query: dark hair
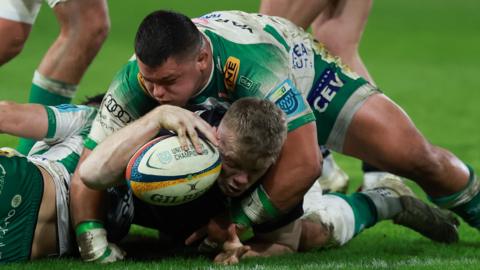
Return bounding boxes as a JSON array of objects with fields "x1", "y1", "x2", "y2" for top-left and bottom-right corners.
[
  {"x1": 134, "y1": 10, "x2": 202, "y2": 67},
  {"x1": 81, "y1": 93, "x2": 105, "y2": 107}
]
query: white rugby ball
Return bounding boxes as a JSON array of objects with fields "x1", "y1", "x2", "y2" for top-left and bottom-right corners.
[{"x1": 125, "y1": 135, "x2": 221, "y2": 206}]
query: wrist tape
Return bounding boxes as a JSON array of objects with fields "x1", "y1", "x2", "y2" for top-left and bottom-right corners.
[
  {"x1": 75, "y1": 220, "x2": 110, "y2": 262},
  {"x1": 231, "y1": 185, "x2": 280, "y2": 227}
]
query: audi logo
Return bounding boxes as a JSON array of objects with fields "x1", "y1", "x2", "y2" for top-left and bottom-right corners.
[{"x1": 103, "y1": 94, "x2": 133, "y2": 124}]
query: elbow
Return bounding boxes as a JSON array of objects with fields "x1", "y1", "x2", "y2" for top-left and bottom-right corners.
[
  {"x1": 79, "y1": 160, "x2": 106, "y2": 190},
  {"x1": 79, "y1": 156, "x2": 122, "y2": 190},
  {"x1": 306, "y1": 157, "x2": 322, "y2": 181},
  {"x1": 86, "y1": 15, "x2": 110, "y2": 51},
  {"x1": 300, "y1": 149, "x2": 322, "y2": 182},
  {"x1": 69, "y1": 10, "x2": 110, "y2": 53}
]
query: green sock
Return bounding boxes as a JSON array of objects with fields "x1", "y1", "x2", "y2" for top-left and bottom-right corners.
[
  {"x1": 331, "y1": 192, "x2": 378, "y2": 235},
  {"x1": 17, "y1": 71, "x2": 77, "y2": 154},
  {"x1": 28, "y1": 83, "x2": 71, "y2": 105},
  {"x1": 430, "y1": 165, "x2": 480, "y2": 228}
]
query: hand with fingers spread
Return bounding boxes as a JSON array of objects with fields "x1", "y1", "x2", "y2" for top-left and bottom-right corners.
[
  {"x1": 213, "y1": 224, "x2": 251, "y2": 265},
  {"x1": 153, "y1": 105, "x2": 218, "y2": 153}
]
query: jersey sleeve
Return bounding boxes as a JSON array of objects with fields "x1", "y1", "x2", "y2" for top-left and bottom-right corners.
[
  {"x1": 84, "y1": 59, "x2": 158, "y2": 150},
  {"x1": 43, "y1": 104, "x2": 97, "y2": 144}
]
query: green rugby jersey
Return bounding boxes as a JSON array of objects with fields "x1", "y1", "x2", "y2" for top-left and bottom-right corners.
[{"x1": 86, "y1": 10, "x2": 370, "y2": 149}]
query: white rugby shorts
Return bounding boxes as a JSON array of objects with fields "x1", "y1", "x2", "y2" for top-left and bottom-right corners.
[{"x1": 0, "y1": 0, "x2": 68, "y2": 24}]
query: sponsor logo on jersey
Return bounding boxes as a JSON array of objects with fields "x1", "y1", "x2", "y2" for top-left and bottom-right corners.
[
  {"x1": 103, "y1": 94, "x2": 133, "y2": 124},
  {"x1": 214, "y1": 18, "x2": 253, "y2": 33},
  {"x1": 0, "y1": 203, "x2": 17, "y2": 250},
  {"x1": 201, "y1": 13, "x2": 222, "y2": 19},
  {"x1": 267, "y1": 79, "x2": 308, "y2": 119},
  {"x1": 291, "y1": 43, "x2": 312, "y2": 70},
  {"x1": 224, "y1": 57, "x2": 240, "y2": 92},
  {"x1": 307, "y1": 68, "x2": 344, "y2": 113},
  {"x1": 56, "y1": 104, "x2": 87, "y2": 112},
  {"x1": 238, "y1": 76, "x2": 260, "y2": 95},
  {"x1": 11, "y1": 195, "x2": 21, "y2": 208}
]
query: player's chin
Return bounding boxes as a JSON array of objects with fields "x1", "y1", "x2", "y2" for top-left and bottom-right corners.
[
  {"x1": 160, "y1": 99, "x2": 188, "y2": 107},
  {"x1": 218, "y1": 181, "x2": 242, "y2": 197}
]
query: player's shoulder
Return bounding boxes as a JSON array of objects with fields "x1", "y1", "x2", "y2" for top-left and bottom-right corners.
[
  {"x1": 113, "y1": 56, "x2": 140, "y2": 86},
  {"x1": 104, "y1": 56, "x2": 157, "y2": 117},
  {"x1": 194, "y1": 11, "x2": 274, "y2": 45}
]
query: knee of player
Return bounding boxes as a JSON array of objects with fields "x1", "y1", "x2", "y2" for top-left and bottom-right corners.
[
  {"x1": 309, "y1": 155, "x2": 323, "y2": 180},
  {"x1": 0, "y1": 38, "x2": 27, "y2": 65},
  {"x1": 82, "y1": 16, "x2": 110, "y2": 48},
  {"x1": 90, "y1": 15, "x2": 110, "y2": 44},
  {"x1": 62, "y1": 14, "x2": 110, "y2": 49}
]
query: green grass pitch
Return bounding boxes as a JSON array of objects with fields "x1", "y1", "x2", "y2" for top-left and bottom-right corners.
[{"x1": 1, "y1": 0, "x2": 480, "y2": 269}]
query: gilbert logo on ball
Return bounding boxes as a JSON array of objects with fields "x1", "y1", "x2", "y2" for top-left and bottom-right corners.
[{"x1": 125, "y1": 135, "x2": 221, "y2": 206}]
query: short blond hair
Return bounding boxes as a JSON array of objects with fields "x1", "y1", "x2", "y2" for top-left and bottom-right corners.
[{"x1": 221, "y1": 98, "x2": 287, "y2": 164}]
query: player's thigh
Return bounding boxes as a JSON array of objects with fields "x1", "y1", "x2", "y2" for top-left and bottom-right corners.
[
  {"x1": 342, "y1": 94, "x2": 432, "y2": 174},
  {"x1": 313, "y1": 0, "x2": 372, "y2": 49},
  {"x1": 260, "y1": 0, "x2": 330, "y2": 29},
  {"x1": 0, "y1": 18, "x2": 31, "y2": 64}
]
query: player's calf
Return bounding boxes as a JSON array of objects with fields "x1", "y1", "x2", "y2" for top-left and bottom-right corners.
[{"x1": 430, "y1": 165, "x2": 480, "y2": 230}]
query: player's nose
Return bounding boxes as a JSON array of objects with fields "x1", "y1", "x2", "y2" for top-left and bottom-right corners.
[
  {"x1": 152, "y1": 84, "x2": 167, "y2": 98},
  {"x1": 232, "y1": 171, "x2": 249, "y2": 189}
]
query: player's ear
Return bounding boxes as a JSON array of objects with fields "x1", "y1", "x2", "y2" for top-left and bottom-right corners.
[
  {"x1": 213, "y1": 126, "x2": 220, "y2": 141},
  {"x1": 196, "y1": 46, "x2": 209, "y2": 70}
]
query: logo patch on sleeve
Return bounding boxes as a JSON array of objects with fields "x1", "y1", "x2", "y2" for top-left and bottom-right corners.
[
  {"x1": 223, "y1": 56, "x2": 240, "y2": 92},
  {"x1": 307, "y1": 68, "x2": 344, "y2": 113},
  {"x1": 266, "y1": 79, "x2": 308, "y2": 118}
]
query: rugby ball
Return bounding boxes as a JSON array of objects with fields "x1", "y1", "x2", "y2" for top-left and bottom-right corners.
[{"x1": 125, "y1": 135, "x2": 221, "y2": 206}]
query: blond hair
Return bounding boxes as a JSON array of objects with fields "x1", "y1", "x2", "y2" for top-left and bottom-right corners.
[{"x1": 221, "y1": 98, "x2": 287, "y2": 164}]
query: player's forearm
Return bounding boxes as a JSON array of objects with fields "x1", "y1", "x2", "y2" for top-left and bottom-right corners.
[
  {"x1": 0, "y1": 101, "x2": 48, "y2": 139},
  {"x1": 263, "y1": 122, "x2": 321, "y2": 211},
  {"x1": 70, "y1": 149, "x2": 106, "y2": 226},
  {"x1": 80, "y1": 107, "x2": 164, "y2": 189}
]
